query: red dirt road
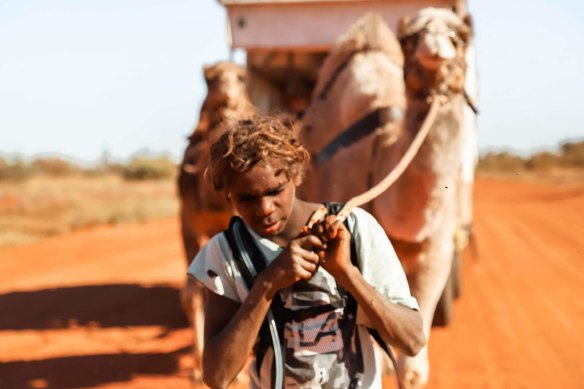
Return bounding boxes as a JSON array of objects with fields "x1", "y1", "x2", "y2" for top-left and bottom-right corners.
[{"x1": 1, "y1": 177, "x2": 583, "y2": 388}]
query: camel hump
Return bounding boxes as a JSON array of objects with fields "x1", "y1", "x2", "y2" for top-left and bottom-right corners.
[
  {"x1": 314, "y1": 13, "x2": 403, "y2": 99},
  {"x1": 337, "y1": 13, "x2": 402, "y2": 58}
]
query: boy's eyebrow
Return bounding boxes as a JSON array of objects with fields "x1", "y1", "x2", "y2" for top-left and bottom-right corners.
[
  {"x1": 236, "y1": 183, "x2": 285, "y2": 198},
  {"x1": 266, "y1": 183, "x2": 285, "y2": 193}
]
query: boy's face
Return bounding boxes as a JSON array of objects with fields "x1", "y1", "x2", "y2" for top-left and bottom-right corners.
[{"x1": 226, "y1": 164, "x2": 297, "y2": 238}]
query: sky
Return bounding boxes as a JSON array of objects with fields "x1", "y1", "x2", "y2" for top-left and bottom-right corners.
[{"x1": 0, "y1": 0, "x2": 583, "y2": 163}]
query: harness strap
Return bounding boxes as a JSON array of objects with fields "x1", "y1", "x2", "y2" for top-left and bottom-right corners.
[
  {"x1": 317, "y1": 53, "x2": 357, "y2": 100},
  {"x1": 464, "y1": 89, "x2": 479, "y2": 114},
  {"x1": 315, "y1": 106, "x2": 404, "y2": 164}
]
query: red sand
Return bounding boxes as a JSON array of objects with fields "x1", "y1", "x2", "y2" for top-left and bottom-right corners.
[{"x1": 1, "y1": 177, "x2": 583, "y2": 388}]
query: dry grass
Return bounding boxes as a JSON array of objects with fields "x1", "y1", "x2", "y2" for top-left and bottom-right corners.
[
  {"x1": 476, "y1": 167, "x2": 584, "y2": 185},
  {"x1": 0, "y1": 174, "x2": 178, "y2": 246}
]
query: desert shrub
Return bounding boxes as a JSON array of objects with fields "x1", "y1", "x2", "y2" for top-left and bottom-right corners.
[
  {"x1": 83, "y1": 150, "x2": 125, "y2": 177},
  {"x1": 32, "y1": 157, "x2": 79, "y2": 176},
  {"x1": 83, "y1": 161, "x2": 124, "y2": 177},
  {"x1": 122, "y1": 154, "x2": 177, "y2": 181},
  {"x1": 559, "y1": 140, "x2": 584, "y2": 167},
  {"x1": 477, "y1": 151, "x2": 526, "y2": 173},
  {"x1": 526, "y1": 151, "x2": 561, "y2": 171},
  {"x1": 0, "y1": 157, "x2": 35, "y2": 181}
]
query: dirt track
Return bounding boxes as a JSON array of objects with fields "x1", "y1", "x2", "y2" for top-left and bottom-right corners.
[{"x1": 1, "y1": 177, "x2": 583, "y2": 388}]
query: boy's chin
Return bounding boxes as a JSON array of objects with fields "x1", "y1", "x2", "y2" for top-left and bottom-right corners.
[{"x1": 257, "y1": 220, "x2": 283, "y2": 236}]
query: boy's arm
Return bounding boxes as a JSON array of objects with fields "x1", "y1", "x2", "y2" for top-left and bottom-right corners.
[
  {"x1": 336, "y1": 266, "x2": 426, "y2": 356},
  {"x1": 202, "y1": 280, "x2": 272, "y2": 389},
  {"x1": 313, "y1": 216, "x2": 426, "y2": 356}
]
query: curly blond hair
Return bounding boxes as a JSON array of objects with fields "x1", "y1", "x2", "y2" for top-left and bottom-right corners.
[{"x1": 207, "y1": 114, "x2": 310, "y2": 191}]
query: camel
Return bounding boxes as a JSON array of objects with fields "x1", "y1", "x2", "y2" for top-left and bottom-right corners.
[
  {"x1": 178, "y1": 61, "x2": 256, "y2": 381},
  {"x1": 299, "y1": 13, "x2": 406, "y2": 206},
  {"x1": 373, "y1": 8, "x2": 472, "y2": 388},
  {"x1": 298, "y1": 9, "x2": 473, "y2": 389}
]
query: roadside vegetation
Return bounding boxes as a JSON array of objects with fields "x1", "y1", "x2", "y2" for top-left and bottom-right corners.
[
  {"x1": 0, "y1": 152, "x2": 179, "y2": 246},
  {"x1": 477, "y1": 140, "x2": 584, "y2": 182}
]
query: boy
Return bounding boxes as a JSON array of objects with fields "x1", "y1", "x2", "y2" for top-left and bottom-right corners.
[{"x1": 188, "y1": 115, "x2": 425, "y2": 389}]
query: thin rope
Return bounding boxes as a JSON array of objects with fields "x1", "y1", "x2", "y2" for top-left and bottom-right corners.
[{"x1": 335, "y1": 95, "x2": 444, "y2": 223}]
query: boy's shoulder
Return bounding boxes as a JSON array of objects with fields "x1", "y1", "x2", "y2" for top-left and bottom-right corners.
[
  {"x1": 192, "y1": 231, "x2": 229, "y2": 264},
  {"x1": 351, "y1": 206, "x2": 375, "y2": 220},
  {"x1": 323, "y1": 202, "x2": 375, "y2": 223},
  {"x1": 349, "y1": 207, "x2": 379, "y2": 228}
]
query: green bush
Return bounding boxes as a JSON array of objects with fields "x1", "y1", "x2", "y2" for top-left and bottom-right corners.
[{"x1": 122, "y1": 154, "x2": 177, "y2": 181}]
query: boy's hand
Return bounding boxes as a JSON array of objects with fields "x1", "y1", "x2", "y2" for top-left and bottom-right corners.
[
  {"x1": 261, "y1": 234, "x2": 325, "y2": 297},
  {"x1": 310, "y1": 215, "x2": 352, "y2": 280}
]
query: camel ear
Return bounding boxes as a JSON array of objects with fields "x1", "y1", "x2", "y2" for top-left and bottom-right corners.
[
  {"x1": 463, "y1": 14, "x2": 473, "y2": 30},
  {"x1": 398, "y1": 16, "x2": 410, "y2": 37},
  {"x1": 235, "y1": 66, "x2": 247, "y2": 83},
  {"x1": 460, "y1": 14, "x2": 473, "y2": 40},
  {"x1": 203, "y1": 64, "x2": 215, "y2": 84}
]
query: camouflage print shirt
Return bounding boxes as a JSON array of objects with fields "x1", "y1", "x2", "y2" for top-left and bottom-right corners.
[{"x1": 189, "y1": 207, "x2": 418, "y2": 389}]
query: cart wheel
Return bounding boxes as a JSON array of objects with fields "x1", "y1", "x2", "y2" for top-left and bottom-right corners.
[
  {"x1": 452, "y1": 251, "x2": 462, "y2": 299},
  {"x1": 432, "y1": 267, "x2": 453, "y2": 327}
]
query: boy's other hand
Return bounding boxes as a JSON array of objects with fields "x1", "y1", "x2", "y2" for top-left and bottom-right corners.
[{"x1": 310, "y1": 216, "x2": 352, "y2": 279}]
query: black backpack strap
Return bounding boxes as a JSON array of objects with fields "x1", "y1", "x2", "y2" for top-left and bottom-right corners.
[
  {"x1": 324, "y1": 203, "x2": 365, "y2": 388},
  {"x1": 324, "y1": 202, "x2": 403, "y2": 389},
  {"x1": 370, "y1": 328, "x2": 401, "y2": 388},
  {"x1": 224, "y1": 216, "x2": 285, "y2": 389},
  {"x1": 224, "y1": 216, "x2": 260, "y2": 288}
]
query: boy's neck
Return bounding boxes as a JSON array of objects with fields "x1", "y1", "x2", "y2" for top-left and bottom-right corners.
[{"x1": 269, "y1": 199, "x2": 322, "y2": 247}]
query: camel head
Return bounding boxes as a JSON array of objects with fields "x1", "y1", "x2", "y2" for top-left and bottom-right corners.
[
  {"x1": 182, "y1": 62, "x2": 253, "y2": 175},
  {"x1": 202, "y1": 61, "x2": 249, "y2": 110},
  {"x1": 187, "y1": 61, "x2": 255, "y2": 145},
  {"x1": 398, "y1": 8, "x2": 472, "y2": 98}
]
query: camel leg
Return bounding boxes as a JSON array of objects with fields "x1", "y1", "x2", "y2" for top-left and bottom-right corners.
[
  {"x1": 179, "y1": 208, "x2": 200, "y2": 323},
  {"x1": 179, "y1": 205, "x2": 209, "y2": 382},
  {"x1": 191, "y1": 283, "x2": 205, "y2": 382},
  {"x1": 178, "y1": 275, "x2": 206, "y2": 383},
  {"x1": 398, "y1": 232, "x2": 455, "y2": 389}
]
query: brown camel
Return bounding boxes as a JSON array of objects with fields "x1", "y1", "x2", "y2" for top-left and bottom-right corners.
[{"x1": 178, "y1": 61, "x2": 256, "y2": 381}]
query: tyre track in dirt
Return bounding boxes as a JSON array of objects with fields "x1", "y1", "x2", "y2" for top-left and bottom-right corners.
[{"x1": 1, "y1": 178, "x2": 583, "y2": 388}]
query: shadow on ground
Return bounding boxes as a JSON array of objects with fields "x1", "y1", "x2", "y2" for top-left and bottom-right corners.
[
  {"x1": 0, "y1": 284, "x2": 189, "y2": 330},
  {"x1": 0, "y1": 346, "x2": 191, "y2": 389}
]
